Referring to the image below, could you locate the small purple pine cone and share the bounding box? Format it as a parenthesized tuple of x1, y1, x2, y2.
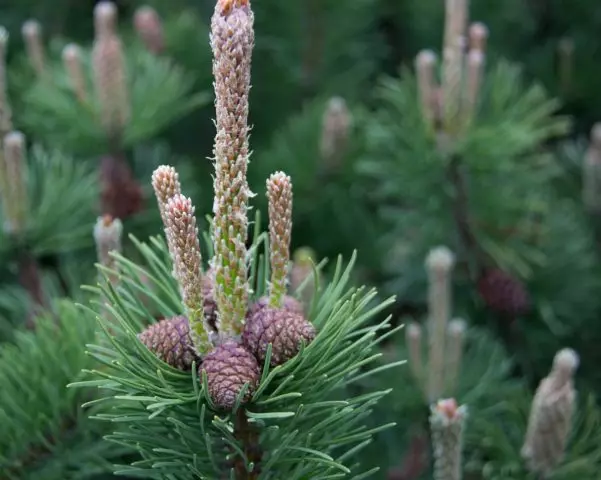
(138, 316, 196, 370)
(477, 267, 531, 317)
(246, 295, 304, 319)
(243, 306, 316, 367)
(200, 340, 260, 410)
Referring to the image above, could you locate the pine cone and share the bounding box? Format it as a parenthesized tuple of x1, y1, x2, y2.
(243, 306, 316, 367)
(138, 316, 196, 370)
(201, 340, 260, 410)
(246, 295, 304, 319)
(477, 268, 530, 316)
(100, 154, 144, 219)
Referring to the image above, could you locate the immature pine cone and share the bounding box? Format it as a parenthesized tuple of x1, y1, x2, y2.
(477, 268, 530, 316)
(138, 316, 196, 370)
(201, 340, 260, 410)
(243, 306, 316, 367)
(100, 154, 144, 219)
(246, 295, 304, 319)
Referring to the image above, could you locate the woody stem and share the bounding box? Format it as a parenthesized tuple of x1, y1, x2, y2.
(233, 408, 262, 479)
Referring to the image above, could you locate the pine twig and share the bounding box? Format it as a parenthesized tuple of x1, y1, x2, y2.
(233, 408, 262, 480)
(17, 250, 46, 329)
(301, 0, 324, 97)
(447, 154, 481, 280)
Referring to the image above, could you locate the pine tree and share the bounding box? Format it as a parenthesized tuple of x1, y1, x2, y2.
(2, 0, 601, 478)
(72, 1, 399, 478)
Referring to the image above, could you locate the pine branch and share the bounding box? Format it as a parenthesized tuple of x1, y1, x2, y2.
(16, 250, 46, 329)
(447, 154, 481, 280)
(233, 408, 262, 480)
(300, 0, 324, 97)
(75, 234, 397, 478)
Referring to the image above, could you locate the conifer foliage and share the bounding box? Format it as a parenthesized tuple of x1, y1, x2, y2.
(18, 3, 209, 157)
(0, 24, 97, 334)
(359, 0, 569, 304)
(74, 1, 399, 477)
(2, 0, 601, 478)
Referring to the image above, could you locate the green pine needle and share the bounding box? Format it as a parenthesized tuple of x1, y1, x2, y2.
(19, 43, 210, 156)
(0, 300, 124, 479)
(0, 145, 97, 257)
(73, 226, 397, 478)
